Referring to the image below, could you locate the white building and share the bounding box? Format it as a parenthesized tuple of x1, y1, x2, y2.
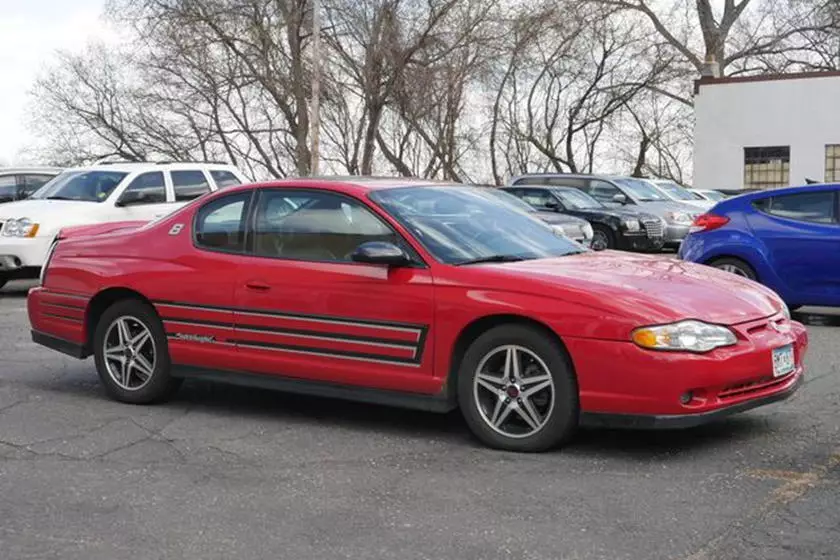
(693, 71, 840, 191)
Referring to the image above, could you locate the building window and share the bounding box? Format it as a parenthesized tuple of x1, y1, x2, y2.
(825, 145, 840, 183)
(744, 146, 790, 190)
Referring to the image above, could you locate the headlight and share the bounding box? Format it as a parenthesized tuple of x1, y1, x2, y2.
(582, 222, 594, 239)
(665, 212, 693, 225)
(780, 301, 791, 320)
(631, 320, 737, 353)
(551, 224, 569, 237)
(2, 217, 40, 238)
(622, 219, 640, 231)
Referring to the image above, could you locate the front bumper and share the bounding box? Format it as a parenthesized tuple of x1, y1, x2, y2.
(0, 235, 54, 272)
(563, 313, 808, 425)
(580, 372, 802, 429)
(619, 231, 665, 252)
(663, 223, 691, 245)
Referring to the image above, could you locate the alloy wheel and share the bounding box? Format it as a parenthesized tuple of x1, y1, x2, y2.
(717, 263, 751, 278)
(472, 345, 555, 439)
(103, 316, 157, 391)
(591, 230, 609, 251)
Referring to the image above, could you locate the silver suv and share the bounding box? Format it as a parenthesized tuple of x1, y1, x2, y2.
(508, 174, 702, 248)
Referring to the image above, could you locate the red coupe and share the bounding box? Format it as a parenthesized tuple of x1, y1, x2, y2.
(27, 178, 808, 452)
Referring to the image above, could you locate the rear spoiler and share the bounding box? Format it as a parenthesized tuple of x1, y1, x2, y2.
(56, 220, 149, 240)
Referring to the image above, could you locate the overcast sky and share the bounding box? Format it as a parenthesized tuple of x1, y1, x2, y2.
(0, 0, 113, 165)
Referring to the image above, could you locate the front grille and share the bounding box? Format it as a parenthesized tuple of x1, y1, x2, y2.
(642, 219, 663, 238)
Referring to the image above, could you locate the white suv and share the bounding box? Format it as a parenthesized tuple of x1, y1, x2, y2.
(0, 161, 248, 289)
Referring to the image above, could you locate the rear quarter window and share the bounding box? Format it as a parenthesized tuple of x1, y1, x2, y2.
(752, 191, 837, 224)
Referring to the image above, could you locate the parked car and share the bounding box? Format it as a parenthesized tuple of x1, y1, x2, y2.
(679, 184, 840, 309)
(508, 174, 702, 248)
(478, 187, 593, 247)
(0, 161, 247, 289)
(28, 178, 806, 453)
(500, 185, 665, 252)
(691, 189, 726, 202)
(0, 167, 62, 204)
(645, 179, 714, 211)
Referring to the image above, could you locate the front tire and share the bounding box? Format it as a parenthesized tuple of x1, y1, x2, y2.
(591, 225, 614, 251)
(93, 299, 182, 404)
(457, 325, 579, 452)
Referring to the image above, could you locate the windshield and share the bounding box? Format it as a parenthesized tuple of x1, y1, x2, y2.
(614, 178, 668, 202)
(30, 170, 127, 202)
(551, 188, 603, 210)
(654, 181, 698, 202)
(370, 186, 585, 265)
(478, 188, 537, 213)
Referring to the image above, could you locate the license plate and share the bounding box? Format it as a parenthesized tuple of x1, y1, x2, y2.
(772, 344, 795, 378)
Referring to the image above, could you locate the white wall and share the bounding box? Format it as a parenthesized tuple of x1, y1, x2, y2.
(693, 74, 840, 191)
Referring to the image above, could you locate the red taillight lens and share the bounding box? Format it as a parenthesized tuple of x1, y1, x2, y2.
(690, 213, 730, 233)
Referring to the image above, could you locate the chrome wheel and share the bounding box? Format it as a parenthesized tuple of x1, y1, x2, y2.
(103, 316, 156, 391)
(472, 345, 555, 439)
(591, 230, 609, 251)
(717, 263, 751, 278)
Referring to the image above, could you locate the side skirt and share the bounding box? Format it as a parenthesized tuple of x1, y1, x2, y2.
(171, 364, 458, 414)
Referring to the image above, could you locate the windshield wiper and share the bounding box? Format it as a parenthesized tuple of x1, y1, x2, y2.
(455, 255, 528, 266)
(45, 196, 76, 201)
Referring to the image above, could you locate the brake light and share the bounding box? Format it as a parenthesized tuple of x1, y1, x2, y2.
(690, 213, 729, 233)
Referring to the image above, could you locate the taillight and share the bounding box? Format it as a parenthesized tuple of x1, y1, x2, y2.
(690, 213, 730, 233)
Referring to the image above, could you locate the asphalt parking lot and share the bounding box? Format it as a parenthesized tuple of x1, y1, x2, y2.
(1, 280, 838, 560)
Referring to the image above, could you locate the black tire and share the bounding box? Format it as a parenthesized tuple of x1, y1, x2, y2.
(457, 325, 579, 453)
(0, 279, 7, 291)
(93, 299, 182, 404)
(708, 257, 757, 280)
(591, 225, 615, 251)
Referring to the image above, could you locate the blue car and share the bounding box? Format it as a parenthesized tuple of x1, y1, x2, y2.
(679, 184, 840, 308)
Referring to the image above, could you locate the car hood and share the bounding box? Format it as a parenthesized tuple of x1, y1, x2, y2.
(532, 211, 588, 226)
(480, 252, 781, 326)
(573, 207, 660, 222)
(0, 199, 101, 225)
(628, 200, 703, 216)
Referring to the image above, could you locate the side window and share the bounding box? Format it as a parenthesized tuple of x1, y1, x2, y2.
(172, 170, 211, 201)
(760, 191, 837, 224)
(253, 190, 398, 262)
(521, 189, 556, 209)
(210, 170, 242, 189)
(118, 172, 167, 205)
(194, 192, 251, 253)
(0, 176, 16, 201)
(589, 180, 621, 203)
(22, 174, 55, 195)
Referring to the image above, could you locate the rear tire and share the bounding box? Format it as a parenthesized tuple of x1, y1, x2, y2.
(708, 257, 757, 280)
(93, 299, 182, 404)
(457, 325, 579, 453)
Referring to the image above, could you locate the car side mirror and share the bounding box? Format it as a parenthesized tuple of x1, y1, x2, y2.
(350, 241, 412, 267)
(612, 193, 628, 205)
(116, 191, 146, 207)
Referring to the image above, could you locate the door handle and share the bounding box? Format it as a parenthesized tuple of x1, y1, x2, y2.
(245, 281, 271, 291)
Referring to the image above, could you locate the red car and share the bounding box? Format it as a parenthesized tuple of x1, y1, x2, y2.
(27, 178, 808, 452)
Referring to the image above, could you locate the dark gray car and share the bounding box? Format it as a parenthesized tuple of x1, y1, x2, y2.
(508, 174, 703, 248)
(479, 188, 594, 247)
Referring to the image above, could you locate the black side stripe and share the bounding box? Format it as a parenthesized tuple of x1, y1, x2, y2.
(162, 316, 418, 348)
(43, 312, 83, 323)
(42, 301, 86, 311)
(229, 339, 420, 366)
(153, 300, 426, 331)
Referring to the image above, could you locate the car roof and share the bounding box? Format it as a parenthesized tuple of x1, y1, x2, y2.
(224, 176, 465, 196)
(65, 161, 241, 174)
(0, 167, 63, 175)
(725, 183, 840, 201)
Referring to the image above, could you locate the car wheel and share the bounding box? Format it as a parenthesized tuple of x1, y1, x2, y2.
(709, 257, 757, 280)
(591, 225, 614, 251)
(93, 299, 182, 404)
(457, 325, 579, 452)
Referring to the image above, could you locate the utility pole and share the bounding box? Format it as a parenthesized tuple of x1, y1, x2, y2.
(310, 0, 322, 176)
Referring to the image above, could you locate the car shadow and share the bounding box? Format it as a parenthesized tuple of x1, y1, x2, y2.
(0, 280, 35, 298)
(25, 369, 784, 460)
(793, 307, 840, 327)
